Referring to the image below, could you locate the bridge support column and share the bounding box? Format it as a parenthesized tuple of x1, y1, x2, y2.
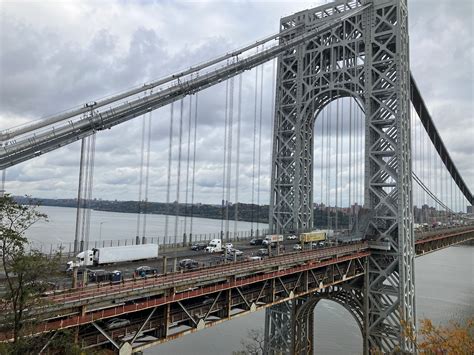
(264, 297, 317, 355)
(264, 285, 365, 354)
(264, 301, 295, 354)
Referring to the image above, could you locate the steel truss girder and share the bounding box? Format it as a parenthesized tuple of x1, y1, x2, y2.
(74, 254, 366, 351)
(269, 0, 415, 353)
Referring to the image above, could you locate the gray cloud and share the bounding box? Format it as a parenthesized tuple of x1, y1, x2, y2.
(0, 0, 472, 211)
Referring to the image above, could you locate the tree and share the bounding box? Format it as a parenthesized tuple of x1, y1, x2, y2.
(396, 315, 474, 354)
(416, 317, 474, 354)
(234, 328, 265, 355)
(0, 195, 63, 352)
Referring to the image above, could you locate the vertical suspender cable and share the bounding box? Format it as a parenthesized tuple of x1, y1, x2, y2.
(234, 75, 243, 236)
(174, 99, 184, 246)
(412, 103, 416, 209)
(335, 96, 339, 231)
(320, 105, 325, 228)
(84, 133, 96, 249)
(422, 116, 425, 211)
(256, 55, 264, 235)
(190, 93, 199, 242)
(80, 136, 91, 249)
(431, 137, 434, 210)
(361, 104, 364, 206)
(269, 58, 276, 234)
(164, 103, 174, 244)
(142, 109, 153, 241)
(183, 95, 193, 245)
(342, 98, 345, 227)
(327, 94, 332, 229)
(221, 79, 230, 238)
(225, 77, 235, 241)
(136, 114, 146, 239)
(251, 61, 258, 236)
(341, 98, 344, 227)
(359, 103, 362, 208)
(74, 139, 86, 253)
(349, 98, 352, 229)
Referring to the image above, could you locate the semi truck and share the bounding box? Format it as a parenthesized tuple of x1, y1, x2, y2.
(66, 244, 159, 270)
(299, 231, 326, 243)
(299, 230, 333, 243)
(205, 239, 222, 253)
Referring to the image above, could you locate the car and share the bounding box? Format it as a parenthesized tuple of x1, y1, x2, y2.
(257, 248, 269, 256)
(293, 244, 302, 251)
(228, 248, 243, 256)
(201, 296, 215, 305)
(135, 266, 159, 277)
(224, 243, 233, 250)
(247, 256, 263, 261)
(287, 235, 297, 240)
(250, 238, 264, 245)
(263, 240, 278, 248)
(222, 253, 237, 261)
(88, 269, 109, 283)
(179, 259, 199, 270)
(105, 318, 130, 330)
(190, 243, 207, 251)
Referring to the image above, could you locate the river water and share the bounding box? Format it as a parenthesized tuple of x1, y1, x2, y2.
(25, 207, 474, 354)
(25, 206, 261, 251)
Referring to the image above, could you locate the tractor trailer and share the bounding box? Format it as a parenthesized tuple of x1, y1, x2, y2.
(66, 244, 159, 270)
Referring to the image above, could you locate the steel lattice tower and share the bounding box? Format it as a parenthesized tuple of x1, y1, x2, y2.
(267, 0, 415, 353)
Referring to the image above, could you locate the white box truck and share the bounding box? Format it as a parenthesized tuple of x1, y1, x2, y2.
(205, 239, 222, 253)
(263, 234, 284, 246)
(66, 244, 159, 270)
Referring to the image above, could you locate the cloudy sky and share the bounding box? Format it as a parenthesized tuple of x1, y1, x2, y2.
(0, 0, 472, 209)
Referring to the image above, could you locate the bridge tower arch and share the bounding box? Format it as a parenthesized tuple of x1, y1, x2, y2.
(268, 0, 415, 353)
(264, 284, 364, 354)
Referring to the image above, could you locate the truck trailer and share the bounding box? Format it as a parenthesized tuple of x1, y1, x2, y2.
(299, 230, 329, 243)
(66, 244, 159, 270)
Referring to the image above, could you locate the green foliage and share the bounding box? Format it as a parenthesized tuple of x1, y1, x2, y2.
(0, 194, 61, 348)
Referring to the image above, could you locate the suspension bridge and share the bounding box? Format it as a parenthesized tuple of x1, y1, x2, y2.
(0, 0, 473, 354)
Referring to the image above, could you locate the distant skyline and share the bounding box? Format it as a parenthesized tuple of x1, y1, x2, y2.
(1, 0, 472, 210)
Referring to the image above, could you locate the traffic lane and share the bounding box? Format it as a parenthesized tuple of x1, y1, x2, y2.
(55, 239, 301, 286)
(50, 243, 320, 300)
(48, 243, 368, 304)
(74, 239, 300, 274)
